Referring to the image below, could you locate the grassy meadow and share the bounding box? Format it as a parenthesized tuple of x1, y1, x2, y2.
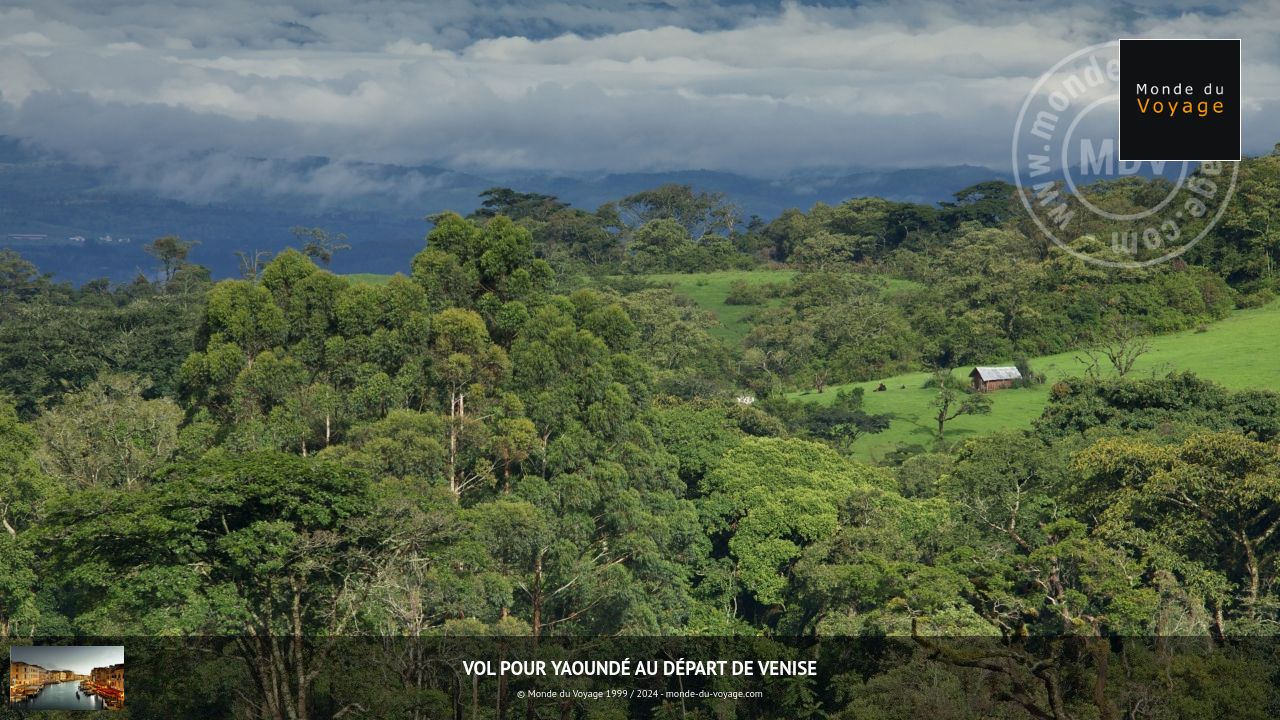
(638, 269, 918, 344)
(638, 270, 795, 343)
(792, 300, 1280, 462)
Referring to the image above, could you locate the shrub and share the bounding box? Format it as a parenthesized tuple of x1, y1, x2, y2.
(725, 280, 768, 306)
(1014, 356, 1045, 387)
(1238, 288, 1276, 309)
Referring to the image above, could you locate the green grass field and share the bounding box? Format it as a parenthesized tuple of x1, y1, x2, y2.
(792, 300, 1280, 463)
(639, 270, 796, 343)
(640, 270, 919, 344)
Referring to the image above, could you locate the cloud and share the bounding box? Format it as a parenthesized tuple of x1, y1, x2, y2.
(0, 49, 52, 104)
(1, 0, 1277, 203)
(110, 152, 465, 208)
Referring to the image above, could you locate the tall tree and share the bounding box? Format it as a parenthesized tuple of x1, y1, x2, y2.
(428, 308, 511, 499)
(201, 279, 288, 363)
(1078, 432, 1280, 631)
(470, 188, 568, 222)
(0, 249, 45, 307)
(413, 213, 553, 313)
(291, 227, 351, 267)
(615, 184, 738, 238)
(36, 374, 183, 489)
(49, 452, 376, 720)
(0, 397, 49, 538)
(144, 235, 198, 282)
(0, 394, 51, 639)
(701, 437, 894, 612)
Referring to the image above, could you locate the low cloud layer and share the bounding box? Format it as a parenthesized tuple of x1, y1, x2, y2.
(2, 0, 1279, 200)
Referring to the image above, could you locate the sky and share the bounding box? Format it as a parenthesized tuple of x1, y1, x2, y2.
(1, 0, 1278, 197)
(10, 646, 124, 675)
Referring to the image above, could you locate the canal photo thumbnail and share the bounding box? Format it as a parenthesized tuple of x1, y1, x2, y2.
(9, 646, 124, 711)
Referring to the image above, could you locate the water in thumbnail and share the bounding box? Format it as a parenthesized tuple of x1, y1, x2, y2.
(9, 646, 125, 712)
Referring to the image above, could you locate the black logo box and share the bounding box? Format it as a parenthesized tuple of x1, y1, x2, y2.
(1119, 38, 1241, 161)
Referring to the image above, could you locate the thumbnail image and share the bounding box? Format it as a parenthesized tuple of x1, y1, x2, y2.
(9, 646, 124, 712)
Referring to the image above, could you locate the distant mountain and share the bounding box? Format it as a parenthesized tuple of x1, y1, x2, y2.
(0, 138, 1006, 283)
(488, 165, 1007, 219)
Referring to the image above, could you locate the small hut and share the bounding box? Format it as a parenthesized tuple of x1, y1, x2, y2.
(969, 366, 1022, 392)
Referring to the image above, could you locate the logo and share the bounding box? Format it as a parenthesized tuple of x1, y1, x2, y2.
(1119, 39, 1241, 162)
(1012, 41, 1238, 268)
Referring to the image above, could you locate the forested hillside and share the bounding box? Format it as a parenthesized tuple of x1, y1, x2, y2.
(3, 152, 1280, 718)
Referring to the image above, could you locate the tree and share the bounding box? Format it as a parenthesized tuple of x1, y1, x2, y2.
(797, 388, 891, 452)
(534, 208, 617, 266)
(0, 397, 51, 639)
(701, 437, 894, 610)
(144, 235, 198, 282)
(929, 432, 1163, 720)
(469, 187, 568, 222)
(782, 481, 970, 636)
(1076, 432, 1280, 631)
(917, 227, 1044, 364)
(791, 230, 864, 270)
(0, 531, 38, 639)
(202, 279, 288, 363)
(0, 397, 50, 538)
(939, 181, 1017, 227)
(498, 301, 704, 637)
(931, 370, 991, 440)
(50, 452, 376, 720)
(1094, 314, 1152, 377)
(357, 473, 515, 680)
(741, 308, 819, 394)
(0, 249, 44, 307)
(291, 227, 351, 266)
(626, 218, 695, 272)
(1201, 152, 1280, 283)
(943, 431, 1065, 560)
(235, 249, 274, 282)
(35, 374, 183, 489)
(429, 308, 511, 499)
(0, 283, 201, 419)
(761, 207, 812, 261)
(274, 382, 344, 456)
(1036, 371, 1280, 442)
(615, 183, 738, 239)
(320, 410, 447, 483)
(412, 213, 553, 312)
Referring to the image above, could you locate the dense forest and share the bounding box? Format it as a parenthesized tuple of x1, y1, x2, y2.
(3, 150, 1280, 719)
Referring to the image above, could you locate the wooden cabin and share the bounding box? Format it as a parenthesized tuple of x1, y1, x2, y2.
(969, 366, 1022, 392)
